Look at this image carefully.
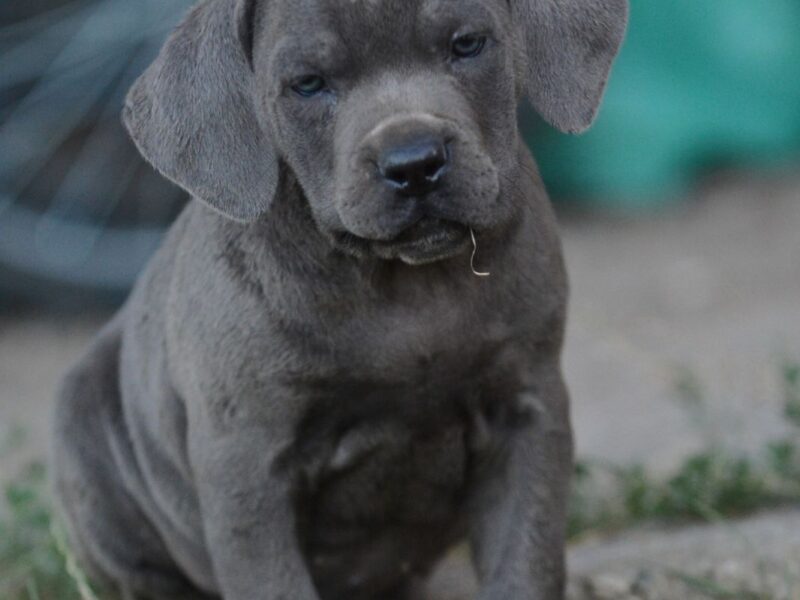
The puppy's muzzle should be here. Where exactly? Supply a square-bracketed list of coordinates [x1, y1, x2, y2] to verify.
[334, 112, 483, 263]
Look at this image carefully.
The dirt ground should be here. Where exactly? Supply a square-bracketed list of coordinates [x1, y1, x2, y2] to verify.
[1, 170, 799, 596]
[563, 171, 800, 469]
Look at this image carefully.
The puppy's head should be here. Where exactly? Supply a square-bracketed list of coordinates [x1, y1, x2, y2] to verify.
[125, 0, 627, 265]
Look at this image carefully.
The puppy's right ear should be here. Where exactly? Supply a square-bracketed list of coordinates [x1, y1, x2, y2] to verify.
[123, 0, 278, 222]
[513, 0, 628, 134]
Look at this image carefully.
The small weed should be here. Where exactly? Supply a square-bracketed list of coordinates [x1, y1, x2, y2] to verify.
[569, 362, 800, 539]
[781, 360, 800, 428]
[0, 426, 27, 456]
[0, 463, 82, 600]
[674, 366, 706, 408]
[669, 570, 766, 600]
[569, 445, 800, 540]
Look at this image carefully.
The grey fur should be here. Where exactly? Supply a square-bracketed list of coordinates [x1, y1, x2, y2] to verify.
[51, 0, 626, 599]
[514, 0, 629, 133]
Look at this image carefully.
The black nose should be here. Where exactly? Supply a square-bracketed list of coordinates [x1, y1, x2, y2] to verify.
[378, 137, 448, 197]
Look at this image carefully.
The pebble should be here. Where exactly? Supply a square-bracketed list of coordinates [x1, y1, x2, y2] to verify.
[711, 558, 749, 589]
[586, 573, 633, 599]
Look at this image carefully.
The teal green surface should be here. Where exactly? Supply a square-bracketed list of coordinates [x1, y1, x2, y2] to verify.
[523, 0, 800, 209]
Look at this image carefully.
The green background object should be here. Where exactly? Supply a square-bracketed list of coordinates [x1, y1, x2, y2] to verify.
[523, 0, 800, 210]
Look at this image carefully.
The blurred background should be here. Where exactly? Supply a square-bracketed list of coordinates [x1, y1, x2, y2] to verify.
[1, 1, 800, 599]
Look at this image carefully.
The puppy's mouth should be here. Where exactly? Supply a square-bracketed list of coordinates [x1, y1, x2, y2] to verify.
[337, 218, 471, 265]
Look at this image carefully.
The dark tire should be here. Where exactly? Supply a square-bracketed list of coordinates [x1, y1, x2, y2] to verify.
[0, 0, 191, 307]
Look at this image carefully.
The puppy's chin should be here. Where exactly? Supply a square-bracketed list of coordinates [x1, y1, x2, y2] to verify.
[335, 218, 471, 266]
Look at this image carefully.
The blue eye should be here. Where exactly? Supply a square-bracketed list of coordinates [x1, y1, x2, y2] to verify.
[452, 34, 487, 59]
[292, 75, 326, 97]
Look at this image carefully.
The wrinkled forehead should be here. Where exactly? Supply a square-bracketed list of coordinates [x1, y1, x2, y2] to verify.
[265, 0, 506, 60]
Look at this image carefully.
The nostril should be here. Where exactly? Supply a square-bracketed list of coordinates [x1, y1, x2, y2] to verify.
[424, 155, 447, 182]
[378, 137, 449, 196]
[384, 165, 411, 189]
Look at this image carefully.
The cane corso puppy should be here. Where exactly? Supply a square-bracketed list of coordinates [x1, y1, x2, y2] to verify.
[51, 0, 627, 598]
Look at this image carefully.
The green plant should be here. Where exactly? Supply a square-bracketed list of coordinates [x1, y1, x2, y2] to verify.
[669, 570, 767, 600]
[569, 362, 800, 540]
[0, 463, 82, 600]
[782, 360, 800, 428]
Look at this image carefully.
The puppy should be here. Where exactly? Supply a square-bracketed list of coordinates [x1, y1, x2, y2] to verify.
[51, 0, 627, 598]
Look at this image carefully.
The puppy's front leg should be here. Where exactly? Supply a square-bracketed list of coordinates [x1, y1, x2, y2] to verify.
[470, 367, 573, 600]
[191, 427, 320, 600]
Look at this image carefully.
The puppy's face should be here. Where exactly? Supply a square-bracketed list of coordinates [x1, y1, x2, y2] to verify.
[254, 0, 516, 264]
[124, 0, 627, 257]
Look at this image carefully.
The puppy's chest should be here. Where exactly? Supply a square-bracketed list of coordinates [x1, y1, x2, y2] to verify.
[304, 417, 468, 526]
[291, 407, 484, 596]
[288, 363, 522, 525]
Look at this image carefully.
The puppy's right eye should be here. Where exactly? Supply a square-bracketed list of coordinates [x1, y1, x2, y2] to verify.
[292, 75, 327, 98]
[452, 34, 487, 59]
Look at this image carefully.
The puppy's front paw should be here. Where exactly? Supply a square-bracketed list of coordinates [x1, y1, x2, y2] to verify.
[479, 582, 565, 600]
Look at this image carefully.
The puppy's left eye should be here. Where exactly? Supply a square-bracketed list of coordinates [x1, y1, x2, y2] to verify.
[452, 34, 487, 59]
[292, 75, 327, 98]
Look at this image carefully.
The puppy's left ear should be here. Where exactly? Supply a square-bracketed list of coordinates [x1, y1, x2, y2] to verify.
[123, 0, 278, 222]
[514, 0, 629, 134]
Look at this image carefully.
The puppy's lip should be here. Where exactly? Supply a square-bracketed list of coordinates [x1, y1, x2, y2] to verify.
[333, 218, 471, 264]
[370, 218, 471, 264]
[385, 217, 460, 245]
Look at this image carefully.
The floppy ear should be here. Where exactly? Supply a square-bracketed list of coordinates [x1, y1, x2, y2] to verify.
[123, 0, 278, 222]
[514, 0, 629, 134]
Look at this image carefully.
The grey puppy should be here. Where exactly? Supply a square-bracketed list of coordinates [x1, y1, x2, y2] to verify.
[51, 0, 627, 598]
